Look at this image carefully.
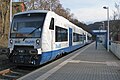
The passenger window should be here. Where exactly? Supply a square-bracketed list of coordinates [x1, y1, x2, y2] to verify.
[49, 18, 54, 30]
[55, 26, 68, 42]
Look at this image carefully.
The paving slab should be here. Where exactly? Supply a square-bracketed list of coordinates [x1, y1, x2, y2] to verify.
[19, 42, 120, 80]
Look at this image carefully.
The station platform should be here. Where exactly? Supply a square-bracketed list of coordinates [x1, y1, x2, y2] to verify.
[18, 42, 120, 80]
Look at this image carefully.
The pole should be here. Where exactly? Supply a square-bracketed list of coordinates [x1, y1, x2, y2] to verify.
[50, 0, 52, 11]
[10, 0, 12, 23]
[103, 6, 110, 52]
[107, 7, 109, 52]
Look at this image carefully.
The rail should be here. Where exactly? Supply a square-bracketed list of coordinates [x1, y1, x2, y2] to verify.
[0, 67, 34, 80]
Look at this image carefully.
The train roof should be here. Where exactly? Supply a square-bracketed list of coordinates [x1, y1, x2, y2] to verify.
[13, 10, 90, 35]
[14, 10, 49, 16]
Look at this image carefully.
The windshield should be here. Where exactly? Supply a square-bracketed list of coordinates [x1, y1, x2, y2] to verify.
[10, 13, 46, 38]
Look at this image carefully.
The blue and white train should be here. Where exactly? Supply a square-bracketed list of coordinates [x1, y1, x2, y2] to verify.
[8, 10, 92, 66]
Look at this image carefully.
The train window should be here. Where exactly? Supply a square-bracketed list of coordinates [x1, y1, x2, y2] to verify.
[10, 13, 46, 38]
[55, 26, 68, 42]
[73, 33, 83, 42]
[49, 18, 54, 30]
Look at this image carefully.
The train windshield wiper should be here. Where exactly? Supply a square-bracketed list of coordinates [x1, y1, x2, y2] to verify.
[23, 27, 40, 41]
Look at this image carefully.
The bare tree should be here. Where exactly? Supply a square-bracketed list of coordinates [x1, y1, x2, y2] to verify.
[110, 2, 120, 41]
[0, 0, 10, 35]
[115, 3, 120, 19]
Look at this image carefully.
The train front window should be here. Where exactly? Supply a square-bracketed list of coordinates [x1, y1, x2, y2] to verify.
[10, 13, 46, 38]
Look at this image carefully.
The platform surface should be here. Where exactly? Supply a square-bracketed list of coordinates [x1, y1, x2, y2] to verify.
[18, 42, 120, 80]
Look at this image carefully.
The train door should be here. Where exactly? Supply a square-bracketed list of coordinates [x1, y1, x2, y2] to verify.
[49, 18, 54, 60]
[69, 28, 72, 51]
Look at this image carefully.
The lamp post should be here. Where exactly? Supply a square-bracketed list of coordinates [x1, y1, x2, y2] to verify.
[103, 6, 109, 52]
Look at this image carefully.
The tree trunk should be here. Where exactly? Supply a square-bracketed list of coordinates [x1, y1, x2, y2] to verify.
[1, 1, 10, 35]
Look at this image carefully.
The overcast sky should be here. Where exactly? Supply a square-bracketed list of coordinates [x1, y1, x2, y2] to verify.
[60, 0, 120, 24]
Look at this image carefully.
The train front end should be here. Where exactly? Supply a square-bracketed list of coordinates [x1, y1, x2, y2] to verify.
[8, 11, 46, 66]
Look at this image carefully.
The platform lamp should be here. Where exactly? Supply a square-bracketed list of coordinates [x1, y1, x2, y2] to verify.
[103, 6, 110, 52]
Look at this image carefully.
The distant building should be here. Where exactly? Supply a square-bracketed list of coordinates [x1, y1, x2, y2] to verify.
[12, 2, 26, 15]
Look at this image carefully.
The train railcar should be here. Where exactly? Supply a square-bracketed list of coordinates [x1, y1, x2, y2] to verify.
[84, 31, 92, 44]
[8, 10, 91, 66]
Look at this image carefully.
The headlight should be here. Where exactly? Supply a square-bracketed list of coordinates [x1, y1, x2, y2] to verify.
[10, 39, 13, 44]
[36, 39, 40, 44]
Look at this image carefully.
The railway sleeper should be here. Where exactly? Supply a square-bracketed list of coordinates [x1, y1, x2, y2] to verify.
[0, 69, 12, 76]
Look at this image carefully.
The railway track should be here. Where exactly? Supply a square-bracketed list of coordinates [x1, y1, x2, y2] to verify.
[0, 59, 13, 71]
[0, 50, 39, 80]
[0, 66, 35, 80]
[0, 59, 33, 80]
[0, 55, 16, 80]
[0, 55, 36, 80]
[0, 52, 27, 80]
